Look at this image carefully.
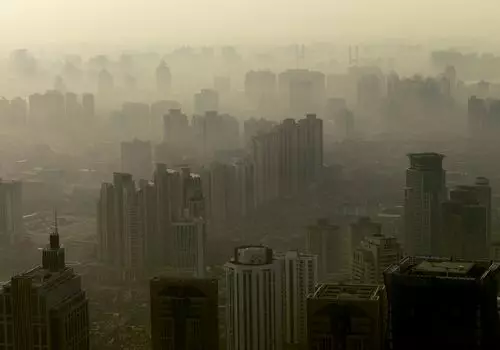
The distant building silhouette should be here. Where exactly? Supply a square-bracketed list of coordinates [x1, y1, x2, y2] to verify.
[306, 219, 344, 279]
[120, 139, 153, 181]
[441, 184, 488, 259]
[150, 277, 218, 350]
[82, 93, 95, 119]
[194, 89, 219, 115]
[349, 216, 382, 252]
[156, 60, 172, 97]
[385, 257, 500, 350]
[171, 218, 206, 277]
[97, 69, 114, 95]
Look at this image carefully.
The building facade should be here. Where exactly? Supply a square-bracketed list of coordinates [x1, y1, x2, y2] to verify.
[225, 246, 283, 350]
[352, 232, 402, 284]
[384, 257, 500, 350]
[307, 283, 386, 350]
[150, 277, 218, 350]
[0, 221, 89, 349]
[404, 153, 446, 256]
[279, 251, 318, 347]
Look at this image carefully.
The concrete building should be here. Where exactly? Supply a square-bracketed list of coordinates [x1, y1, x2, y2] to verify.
[352, 232, 402, 284]
[171, 218, 206, 277]
[349, 216, 382, 252]
[441, 185, 488, 259]
[194, 89, 219, 115]
[306, 219, 345, 280]
[0, 180, 23, 246]
[225, 246, 283, 350]
[404, 153, 446, 256]
[121, 139, 153, 181]
[163, 108, 190, 147]
[0, 220, 89, 349]
[278, 251, 318, 347]
[278, 69, 326, 118]
[150, 277, 218, 350]
[252, 114, 323, 206]
[307, 283, 386, 350]
[384, 257, 500, 350]
[97, 173, 143, 278]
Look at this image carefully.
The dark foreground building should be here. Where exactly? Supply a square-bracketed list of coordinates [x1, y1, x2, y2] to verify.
[384, 257, 500, 350]
[150, 276, 219, 350]
[0, 220, 89, 349]
[307, 283, 386, 350]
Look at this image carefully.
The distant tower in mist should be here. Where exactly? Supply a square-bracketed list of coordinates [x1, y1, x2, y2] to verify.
[156, 60, 172, 96]
[404, 153, 446, 256]
[98, 69, 114, 95]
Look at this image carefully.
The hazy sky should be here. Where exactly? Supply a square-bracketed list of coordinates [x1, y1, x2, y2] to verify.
[0, 0, 497, 45]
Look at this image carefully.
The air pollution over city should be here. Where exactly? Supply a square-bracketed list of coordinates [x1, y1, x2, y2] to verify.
[1, 1, 500, 349]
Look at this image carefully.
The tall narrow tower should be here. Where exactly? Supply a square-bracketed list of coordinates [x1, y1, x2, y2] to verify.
[404, 153, 446, 256]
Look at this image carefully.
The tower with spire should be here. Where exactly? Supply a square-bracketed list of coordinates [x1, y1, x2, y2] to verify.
[42, 211, 65, 272]
[0, 211, 90, 349]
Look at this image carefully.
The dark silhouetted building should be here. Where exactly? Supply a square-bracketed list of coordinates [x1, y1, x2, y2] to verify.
[150, 277, 218, 350]
[0, 220, 89, 349]
[384, 257, 500, 350]
[307, 283, 386, 350]
[404, 153, 446, 256]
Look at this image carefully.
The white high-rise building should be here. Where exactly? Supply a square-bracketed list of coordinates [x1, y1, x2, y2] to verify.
[172, 218, 206, 277]
[352, 232, 402, 284]
[225, 246, 283, 350]
[277, 251, 318, 347]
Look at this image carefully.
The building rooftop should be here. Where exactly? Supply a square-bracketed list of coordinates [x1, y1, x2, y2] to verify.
[310, 283, 383, 301]
[387, 256, 499, 280]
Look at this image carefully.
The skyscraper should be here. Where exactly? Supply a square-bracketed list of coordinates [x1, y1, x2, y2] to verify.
[352, 232, 402, 284]
[307, 283, 386, 350]
[306, 218, 345, 279]
[97, 173, 143, 277]
[0, 179, 23, 245]
[171, 218, 206, 277]
[278, 251, 318, 347]
[150, 277, 218, 350]
[384, 257, 500, 350]
[474, 177, 492, 249]
[121, 139, 153, 180]
[225, 246, 283, 350]
[163, 108, 189, 147]
[156, 60, 172, 96]
[441, 185, 488, 259]
[404, 153, 446, 256]
[0, 218, 89, 349]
